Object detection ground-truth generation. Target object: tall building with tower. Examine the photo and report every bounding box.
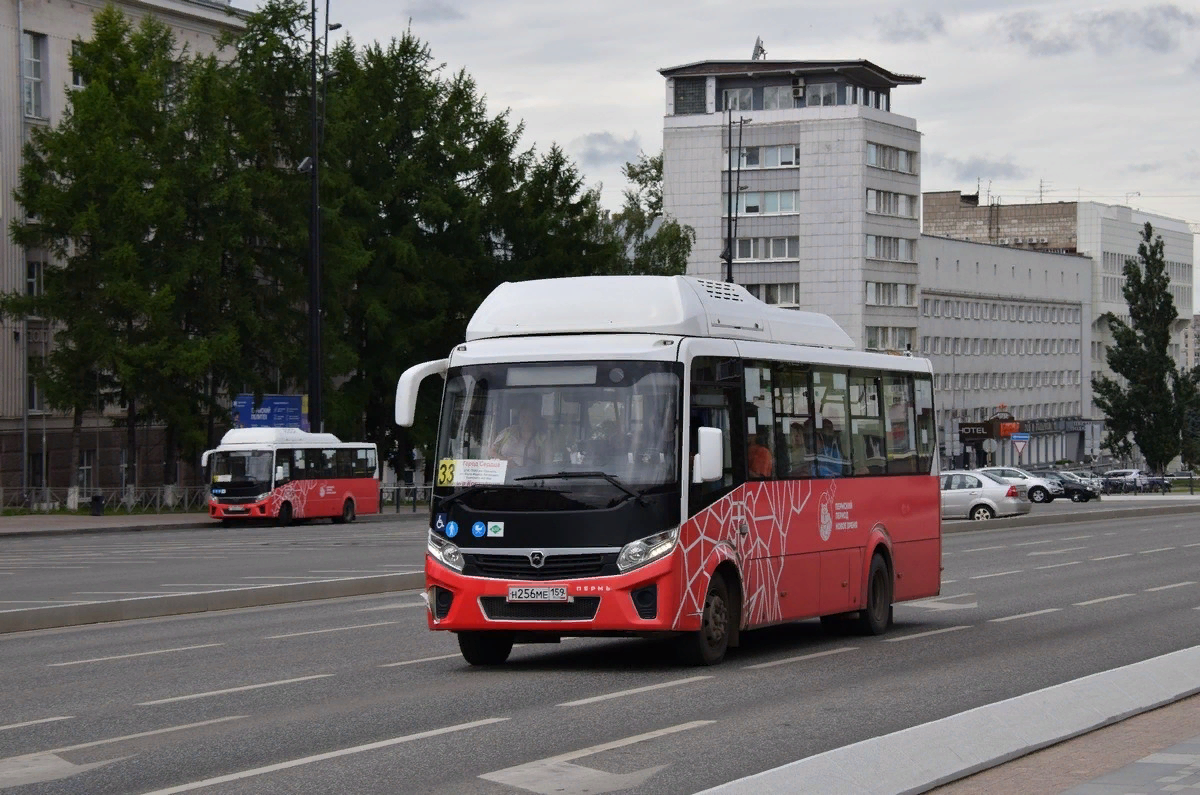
[660,57,923,350]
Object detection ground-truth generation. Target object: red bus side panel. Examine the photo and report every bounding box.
[677,476,940,632]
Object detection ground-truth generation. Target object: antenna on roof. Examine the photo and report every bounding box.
[751,36,766,60]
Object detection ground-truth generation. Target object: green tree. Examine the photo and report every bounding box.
[610,150,694,276]
[1092,223,1190,472]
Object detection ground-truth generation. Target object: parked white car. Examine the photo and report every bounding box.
[940,470,1032,521]
[975,466,1061,504]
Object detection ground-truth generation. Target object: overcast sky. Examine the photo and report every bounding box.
[236,0,1200,301]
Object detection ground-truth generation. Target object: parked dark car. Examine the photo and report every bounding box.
[1030,470,1100,502]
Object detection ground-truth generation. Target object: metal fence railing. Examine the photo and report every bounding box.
[380,483,431,513]
[0,486,211,514]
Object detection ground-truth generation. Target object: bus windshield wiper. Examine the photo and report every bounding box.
[513,471,646,505]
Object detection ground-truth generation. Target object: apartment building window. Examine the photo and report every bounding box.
[26,253,46,296]
[762,283,798,306]
[23,32,47,118]
[763,85,793,109]
[866,143,918,174]
[804,82,836,107]
[921,336,930,354]
[865,282,914,307]
[723,87,752,111]
[725,145,799,169]
[866,189,918,218]
[71,42,86,88]
[932,300,941,317]
[724,190,797,215]
[865,326,914,351]
[865,235,915,262]
[733,237,799,260]
[922,298,930,316]
[932,337,941,354]
[673,78,706,115]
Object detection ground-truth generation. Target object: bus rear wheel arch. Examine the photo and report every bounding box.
[334,499,356,524]
[856,552,893,635]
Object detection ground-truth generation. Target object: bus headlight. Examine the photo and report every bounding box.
[255,493,271,502]
[617,527,679,573]
[427,530,464,572]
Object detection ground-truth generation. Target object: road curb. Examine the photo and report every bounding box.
[0,512,430,539]
[944,502,1200,533]
[0,572,425,634]
[698,644,1200,795]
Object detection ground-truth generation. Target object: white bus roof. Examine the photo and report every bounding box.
[217,428,345,447]
[465,276,855,349]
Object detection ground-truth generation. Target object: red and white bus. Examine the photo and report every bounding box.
[396,276,940,666]
[202,428,380,525]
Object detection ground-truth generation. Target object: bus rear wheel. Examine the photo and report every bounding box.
[334,499,355,524]
[276,502,293,527]
[458,631,514,666]
[856,554,893,636]
[676,573,731,666]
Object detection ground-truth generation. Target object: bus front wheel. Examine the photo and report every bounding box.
[856,554,893,636]
[458,631,514,666]
[677,573,731,666]
[334,499,355,524]
[276,502,293,527]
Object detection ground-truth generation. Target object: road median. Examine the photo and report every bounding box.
[0,572,425,634]
[944,501,1200,532]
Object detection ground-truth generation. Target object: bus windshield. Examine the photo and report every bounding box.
[211,451,275,490]
[435,361,680,498]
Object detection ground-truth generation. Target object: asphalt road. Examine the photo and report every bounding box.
[1,512,1197,794]
[0,518,430,608]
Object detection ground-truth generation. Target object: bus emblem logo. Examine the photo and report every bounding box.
[529,551,545,569]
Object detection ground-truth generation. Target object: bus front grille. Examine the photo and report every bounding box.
[480,597,600,621]
[464,553,613,581]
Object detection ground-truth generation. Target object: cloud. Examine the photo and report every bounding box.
[404,0,464,23]
[1128,162,1163,174]
[1003,4,1198,56]
[1191,56,1200,74]
[571,132,641,169]
[876,11,946,43]
[926,153,1027,182]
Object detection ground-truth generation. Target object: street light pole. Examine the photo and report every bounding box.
[307,0,322,433]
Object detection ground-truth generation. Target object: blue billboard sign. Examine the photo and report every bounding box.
[232,394,309,431]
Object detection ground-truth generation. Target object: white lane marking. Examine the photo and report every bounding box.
[884,626,971,642]
[0,716,73,732]
[51,716,247,753]
[1074,594,1133,606]
[1185,542,1200,548]
[989,608,1061,623]
[266,621,397,639]
[970,570,1023,580]
[743,646,858,670]
[72,591,183,595]
[904,594,977,612]
[239,576,330,580]
[142,717,509,794]
[557,676,713,707]
[959,545,1007,553]
[49,644,223,667]
[158,584,282,588]
[357,602,425,612]
[307,570,400,574]
[508,720,715,767]
[1012,539,1059,547]
[138,675,333,706]
[1091,554,1132,561]
[1145,582,1196,592]
[1104,532,1118,536]
[1027,547,1087,556]
[1140,547,1176,555]
[1035,561,1081,570]
[1057,535,1094,541]
[380,653,461,667]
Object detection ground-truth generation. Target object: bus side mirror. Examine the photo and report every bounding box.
[395,358,449,427]
[693,427,724,483]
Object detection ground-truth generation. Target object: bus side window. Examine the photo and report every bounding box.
[689,356,745,517]
[292,449,307,480]
[914,374,936,472]
[275,449,292,486]
[849,371,885,476]
[335,449,354,479]
[319,449,337,478]
[744,362,775,480]
[367,448,378,477]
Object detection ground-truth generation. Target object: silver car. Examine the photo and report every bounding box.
[940,469,1032,521]
[976,466,1062,504]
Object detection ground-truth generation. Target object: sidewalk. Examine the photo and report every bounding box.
[932,693,1200,794]
[0,508,428,537]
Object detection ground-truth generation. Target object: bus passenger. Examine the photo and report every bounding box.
[748,430,773,478]
[815,419,845,478]
[788,419,813,476]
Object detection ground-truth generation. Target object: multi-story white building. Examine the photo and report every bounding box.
[660,59,923,350]
[1,0,243,493]
[918,236,1095,468]
[923,193,1195,409]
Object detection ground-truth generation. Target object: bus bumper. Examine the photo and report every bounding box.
[423,553,684,634]
[209,500,272,520]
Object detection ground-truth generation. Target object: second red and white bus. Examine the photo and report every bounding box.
[396,275,941,665]
[202,428,380,525]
